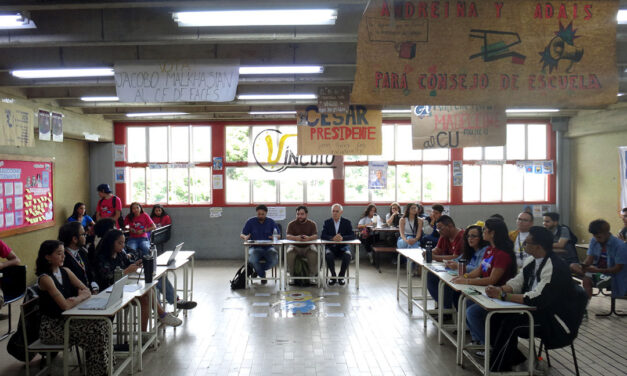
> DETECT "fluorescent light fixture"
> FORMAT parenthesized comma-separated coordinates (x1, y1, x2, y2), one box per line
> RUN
(173, 9, 337, 27)
(80, 96, 119, 102)
(238, 94, 317, 100)
(382, 109, 412, 114)
(618, 9, 627, 24)
(249, 111, 297, 115)
(506, 108, 560, 113)
(618, 93, 625, 97)
(240, 66, 323, 75)
(0, 14, 36, 30)
(11, 68, 114, 79)
(126, 112, 188, 117)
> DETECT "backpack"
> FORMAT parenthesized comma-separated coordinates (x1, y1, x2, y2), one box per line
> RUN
(230, 262, 256, 290)
(292, 257, 310, 286)
(7, 286, 41, 362)
(94, 195, 125, 229)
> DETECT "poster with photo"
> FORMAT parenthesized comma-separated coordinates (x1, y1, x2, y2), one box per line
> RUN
(51, 112, 63, 142)
(38, 109, 51, 141)
(368, 161, 388, 189)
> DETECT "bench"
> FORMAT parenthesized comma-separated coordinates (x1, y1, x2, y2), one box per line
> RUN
(372, 246, 396, 273)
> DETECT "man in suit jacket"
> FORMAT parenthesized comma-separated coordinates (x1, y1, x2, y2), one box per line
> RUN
(321, 204, 356, 285)
(58, 221, 100, 293)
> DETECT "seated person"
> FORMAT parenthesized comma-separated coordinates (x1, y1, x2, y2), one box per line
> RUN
(425, 215, 464, 306)
(485, 227, 580, 372)
(542, 212, 579, 264)
(286, 206, 318, 283)
(421, 204, 443, 247)
(619, 207, 627, 242)
(0, 239, 21, 306)
(124, 202, 156, 257)
(67, 202, 96, 231)
(240, 205, 280, 284)
(58, 222, 99, 294)
(385, 202, 402, 227)
(150, 204, 172, 227)
(321, 204, 356, 285)
(397, 203, 422, 249)
(570, 219, 627, 299)
(509, 211, 534, 269)
(451, 218, 517, 348)
(95, 230, 182, 328)
(35, 240, 111, 376)
(358, 204, 381, 264)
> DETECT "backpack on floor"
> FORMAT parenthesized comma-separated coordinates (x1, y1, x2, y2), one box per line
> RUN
(230, 262, 256, 290)
(293, 257, 310, 287)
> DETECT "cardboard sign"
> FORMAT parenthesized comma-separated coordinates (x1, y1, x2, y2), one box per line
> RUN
(0, 102, 34, 147)
(318, 86, 350, 113)
(297, 106, 382, 155)
(411, 105, 506, 149)
(352, 0, 619, 107)
(114, 60, 239, 103)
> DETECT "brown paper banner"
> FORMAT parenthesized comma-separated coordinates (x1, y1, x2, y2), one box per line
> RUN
(297, 105, 382, 155)
(0, 102, 34, 147)
(352, 0, 619, 107)
(411, 105, 506, 149)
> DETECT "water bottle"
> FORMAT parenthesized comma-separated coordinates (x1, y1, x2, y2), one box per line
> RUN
(458, 258, 467, 276)
(113, 266, 123, 282)
(151, 244, 158, 273)
(425, 241, 433, 263)
(272, 228, 279, 243)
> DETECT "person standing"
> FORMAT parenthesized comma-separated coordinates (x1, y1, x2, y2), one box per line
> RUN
(321, 204, 356, 285)
(95, 184, 122, 228)
(240, 205, 280, 284)
(285, 206, 319, 283)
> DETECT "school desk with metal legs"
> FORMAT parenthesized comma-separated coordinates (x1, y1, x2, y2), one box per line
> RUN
(243, 240, 283, 289)
(281, 239, 323, 289)
(157, 250, 195, 316)
(320, 239, 361, 289)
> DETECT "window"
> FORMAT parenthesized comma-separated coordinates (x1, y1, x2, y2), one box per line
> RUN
(124, 125, 212, 205)
(224, 125, 332, 204)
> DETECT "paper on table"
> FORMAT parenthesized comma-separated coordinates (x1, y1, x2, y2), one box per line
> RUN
(482, 293, 525, 307)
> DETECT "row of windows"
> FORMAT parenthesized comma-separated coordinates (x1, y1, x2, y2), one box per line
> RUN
(121, 123, 551, 205)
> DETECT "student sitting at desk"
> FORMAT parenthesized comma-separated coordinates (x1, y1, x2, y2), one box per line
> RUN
(485, 226, 581, 372)
(240, 204, 280, 284)
(150, 204, 172, 227)
(421, 204, 442, 247)
(286, 205, 318, 283)
(67, 202, 96, 231)
(95, 230, 182, 328)
(321, 204, 356, 285)
(36, 240, 110, 376)
(397, 203, 422, 249)
(124, 202, 156, 257)
(358, 204, 381, 264)
(59, 222, 100, 294)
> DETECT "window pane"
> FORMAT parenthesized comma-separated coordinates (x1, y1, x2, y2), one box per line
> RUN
(146, 167, 167, 204)
(463, 147, 482, 160)
(226, 126, 250, 162)
(369, 125, 394, 161)
(345, 166, 368, 202)
(527, 124, 547, 159)
(190, 167, 211, 203)
(250, 126, 276, 163)
(345, 155, 367, 162)
(423, 148, 449, 161)
(371, 166, 396, 202)
(169, 127, 190, 162)
(129, 168, 145, 203)
(280, 180, 303, 203)
(462, 165, 480, 202)
(127, 127, 146, 163)
(252, 179, 277, 203)
(481, 165, 502, 201)
(484, 146, 504, 160)
(422, 165, 449, 202)
(524, 173, 547, 201)
(148, 127, 168, 163)
(191, 126, 211, 162)
(395, 125, 422, 161)
(506, 124, 525, 160)
(502, 164, 524, 202)
(277, 167, 332, 203)
(168, 167, 189, 204)
(307, 179, 330, 203)
(396, 165, 421, 202)
(226, 167, 250, 203)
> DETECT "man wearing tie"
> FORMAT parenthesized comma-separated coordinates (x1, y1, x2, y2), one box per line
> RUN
(321, 204, 356, 285)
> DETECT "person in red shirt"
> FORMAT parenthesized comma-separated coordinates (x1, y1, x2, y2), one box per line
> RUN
(95, 184, 122, 228)
(0, 239, 21, 306)
(150, 205, 172, 227)
(426, 215, 464, 308)
(124, 202, 156, 257)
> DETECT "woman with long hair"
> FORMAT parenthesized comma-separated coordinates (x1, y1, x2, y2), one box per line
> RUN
(358, 204, 381, 264)
(67, 202, 96, 230)
(397, 203, 423, 249)
(124, 202, 156, 257)
(150, 204, 172, 227)
(385, 202, 402, 227)
(35, 240, 110, 376)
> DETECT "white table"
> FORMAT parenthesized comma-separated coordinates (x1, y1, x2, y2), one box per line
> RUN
(320, 239, 361, 289)
(243, 240, 283, 289)
(157, 250, 195, 316)
(281, 239, 323, 288)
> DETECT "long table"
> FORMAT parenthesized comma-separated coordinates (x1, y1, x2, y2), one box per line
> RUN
(157, 250, 195, 316)
(320, 239, 361, 289)
(281, 239, 323, 289)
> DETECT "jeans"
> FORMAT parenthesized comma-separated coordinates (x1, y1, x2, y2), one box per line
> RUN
(397, 236, 420, 249)
(426, 272, 455, 309)
(156, 278, 176, 305)
(248, 247, 278, 278)
(325, 245, 351, 277)
(466, 301, 488, 344)
(126, 237, 150, 257)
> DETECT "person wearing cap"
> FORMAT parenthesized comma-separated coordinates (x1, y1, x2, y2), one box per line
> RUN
(96, 184, 122, 228)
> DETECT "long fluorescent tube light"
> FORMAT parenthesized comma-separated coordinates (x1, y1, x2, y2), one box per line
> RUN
(238, 94, 317, 100)
(0, 14, 36, 30)
(11, 68, 114, 79)
(126, 112, 188, 117)
(506, 109, 560, 113)
(240, 66, 323, 75)
(618, 9, 627, 24)
(173, 9, 337, 27)
(382, 109, 412, 114)
(618, 93, 625, 97)
(249, 111, 297, 115)
(80, 96, 119, 102)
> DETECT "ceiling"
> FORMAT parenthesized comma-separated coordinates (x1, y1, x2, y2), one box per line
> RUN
(0, 0, 626, 122)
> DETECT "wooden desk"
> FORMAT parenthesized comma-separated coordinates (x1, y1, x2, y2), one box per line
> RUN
(281, 239, 323, 288)
(243, 240, 283, 289)
(320, 239, 361, 289)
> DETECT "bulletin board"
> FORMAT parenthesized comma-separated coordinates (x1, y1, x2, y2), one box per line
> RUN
(0, 155, 55, 237)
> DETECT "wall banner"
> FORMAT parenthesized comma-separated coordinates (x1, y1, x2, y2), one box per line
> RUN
(297, 105, 382, 155)
(411, 105, 506, 149)
(620, 146, 627, 209)
(352, 0, 619, 107)
(0, 102, 34, 147)
(114, 60, 239, 103)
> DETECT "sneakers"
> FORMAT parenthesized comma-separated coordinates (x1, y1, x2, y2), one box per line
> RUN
(328, 279, 337, 286)
(338, 279, 345, 286)
(368, 253, 374, 265)
(159, 313, 182, 327)
(176, 300, 197, 310)
(261, 279, 268, 285)
(475, 350, 485, 358)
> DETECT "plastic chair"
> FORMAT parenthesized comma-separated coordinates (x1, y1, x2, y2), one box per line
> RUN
(1, 265, 27, 341)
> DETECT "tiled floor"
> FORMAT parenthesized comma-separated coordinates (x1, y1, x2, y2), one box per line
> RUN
(1, 259, 626, 375)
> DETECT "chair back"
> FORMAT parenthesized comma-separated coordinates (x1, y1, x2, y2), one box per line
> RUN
(20, 295, 41, 347)
(276, 223, 283, 238)
(570, 285, 588, 339)
(1, 265, 27, 303)
(150, 224, 171, 246)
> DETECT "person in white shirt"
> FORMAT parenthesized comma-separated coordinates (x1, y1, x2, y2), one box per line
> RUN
(509, 211, 534, 269)
(358, 204, 381, 264)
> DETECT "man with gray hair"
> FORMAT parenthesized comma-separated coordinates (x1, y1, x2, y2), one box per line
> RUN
(321, 204, 356, 285)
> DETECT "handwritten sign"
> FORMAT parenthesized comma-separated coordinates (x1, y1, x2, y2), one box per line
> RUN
(317, 86, 350, 113)
(411, 105, 506, 149)
(351, 0, 619, 107)
(114, 60, 239, 103)
(297, 106, 382, 155)
(0, 102, 34, 147)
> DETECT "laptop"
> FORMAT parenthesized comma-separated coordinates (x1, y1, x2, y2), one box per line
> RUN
(159, 242, 183, 266)
(78, 276, 127, 310)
